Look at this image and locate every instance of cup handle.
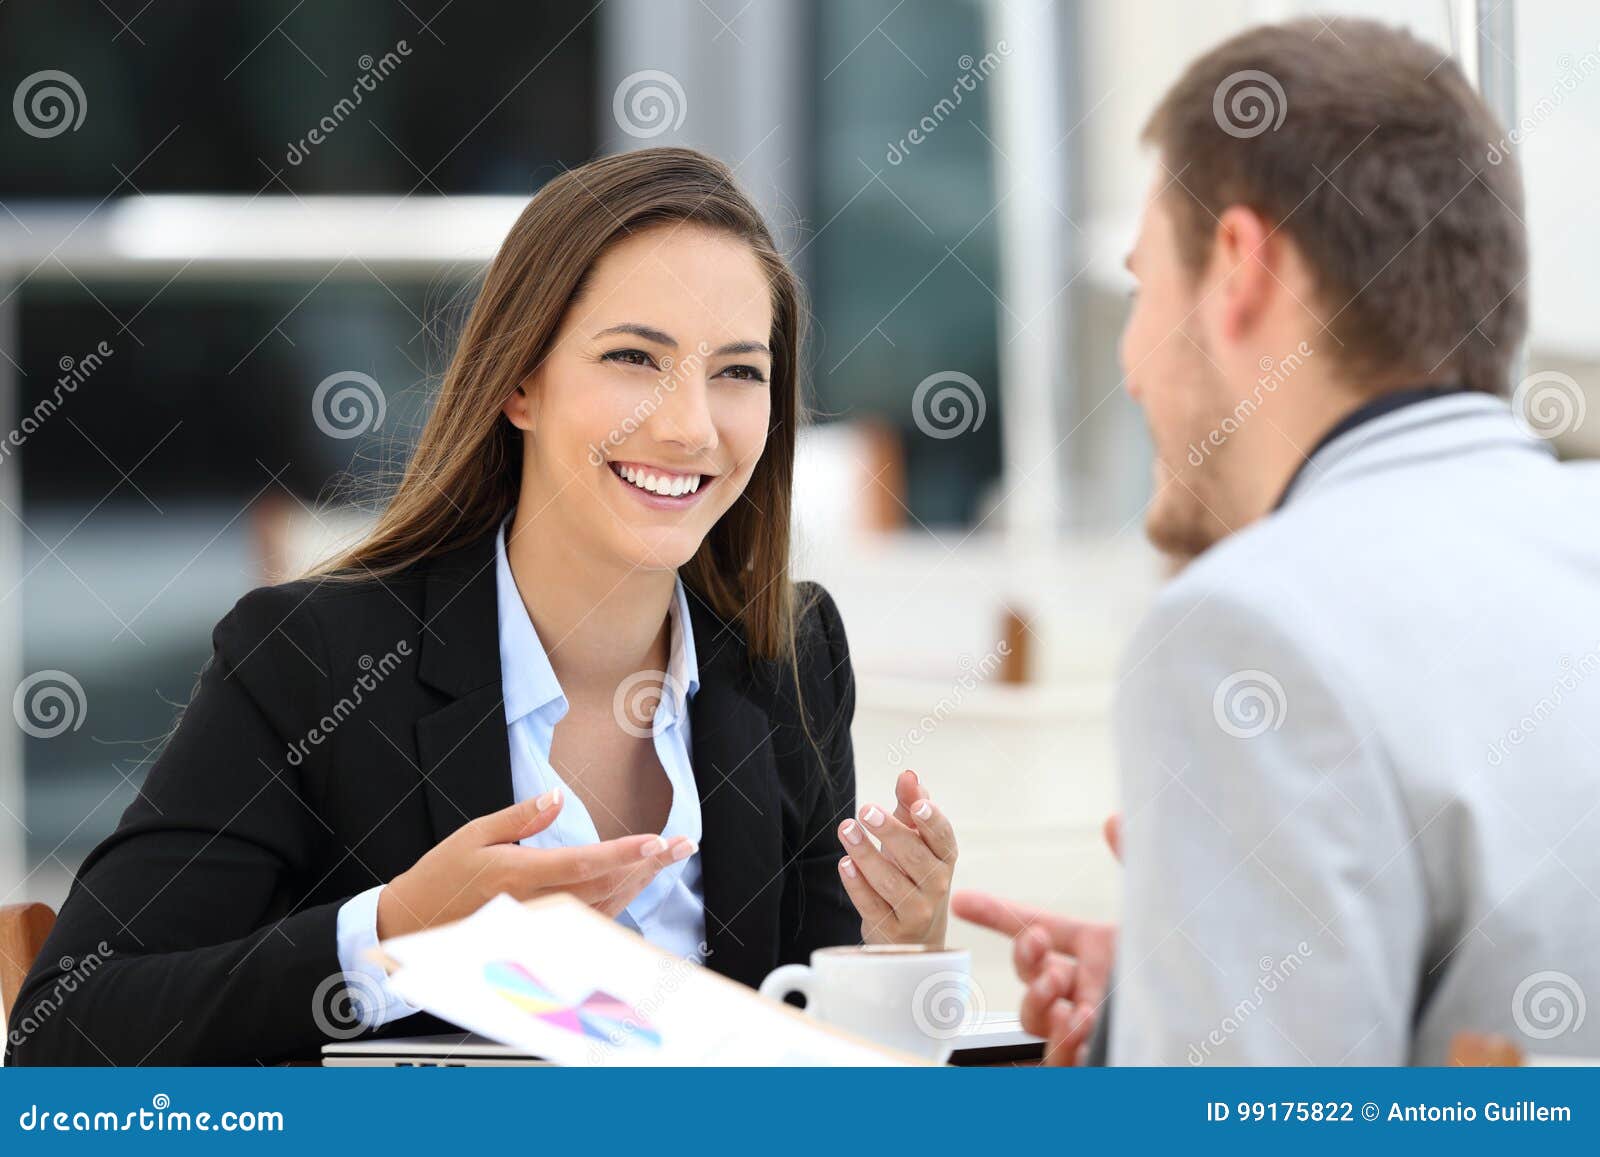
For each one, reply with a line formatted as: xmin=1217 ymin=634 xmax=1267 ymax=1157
xmin=758 ymin=963 xmax=815 ymax=1013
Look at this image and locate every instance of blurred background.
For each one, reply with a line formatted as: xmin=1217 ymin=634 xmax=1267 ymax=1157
xmin=1 ymin=0 xmax=1596 ymax=1001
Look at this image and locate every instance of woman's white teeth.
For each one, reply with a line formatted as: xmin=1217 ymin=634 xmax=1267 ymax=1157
xmin=617 ymin=464 xmax=702 ymax=497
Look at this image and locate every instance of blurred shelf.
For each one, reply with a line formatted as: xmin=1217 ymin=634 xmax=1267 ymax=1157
xmin=0 ymin=195 xmax=527 ymax=280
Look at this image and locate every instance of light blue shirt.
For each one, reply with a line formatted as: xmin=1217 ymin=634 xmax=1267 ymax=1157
xmin=334 ymin=519 xmax=707 ymax=1029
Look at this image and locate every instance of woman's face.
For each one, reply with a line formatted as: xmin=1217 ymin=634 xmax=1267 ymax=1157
xmin=505 ymin=223 xmax=776 ymax=573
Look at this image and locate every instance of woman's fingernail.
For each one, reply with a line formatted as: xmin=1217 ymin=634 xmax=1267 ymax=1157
xmin=671 ymin=839 xmax=697 ymax=862
xmin=840 ymin=820 xmax=864 ymax=846
xmin=840 ymin=857 xmax=858 ymax=879
xmin=536 ymin=788 xmax=562 ymax=811
xmin=912 ymin=799 xmax=934 ymax=820
xmin=641 ymin=836 xmax=668 ymax=857
xmin=862 ymin=805 xmax=886 ymax=828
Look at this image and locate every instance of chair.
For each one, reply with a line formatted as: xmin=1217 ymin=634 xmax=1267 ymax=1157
xmin=0 ymin=902 xmax=57 ymax=1025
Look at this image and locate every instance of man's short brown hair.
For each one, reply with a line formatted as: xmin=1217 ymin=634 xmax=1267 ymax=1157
xmin=1142 ymin=18 xmax=1526 ymax=395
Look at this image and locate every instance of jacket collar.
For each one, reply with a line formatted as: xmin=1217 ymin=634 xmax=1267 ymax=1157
xmin=1279 ymin=390 xmax=1556 ymax=509
xmin=682 ymin=591 xmax=783 ymax=988
xmin=1274 ymin=383 xmax=1468 ymax=509
xmin=417 ymin=527 xmax=502 ymax=699
xmin=414 ymin=527 xmax=516 ymax=846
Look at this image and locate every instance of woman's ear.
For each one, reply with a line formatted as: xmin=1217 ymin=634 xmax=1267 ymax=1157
xmin=502 ymin=375 xmax=537 ymax=432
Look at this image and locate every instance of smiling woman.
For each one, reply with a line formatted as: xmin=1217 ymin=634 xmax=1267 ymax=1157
xmin=316 ymin=149 xmax=804 ymax=660
xmin=4 ymin=146 xmax=959 ymax=1066
xmin=495 ymin=221 xmax=779 ymax=584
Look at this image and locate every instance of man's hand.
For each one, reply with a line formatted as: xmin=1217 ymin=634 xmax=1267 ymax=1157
xmin=950 ymin=814 xmax=1121 ymax=1065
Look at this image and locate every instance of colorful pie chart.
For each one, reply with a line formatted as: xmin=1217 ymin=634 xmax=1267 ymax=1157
xmin=484 ymin=960 xmax=662 ymax=1048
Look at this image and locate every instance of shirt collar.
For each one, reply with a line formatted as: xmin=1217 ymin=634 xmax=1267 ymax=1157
xmin=495 ymin=517 xmax=567 ymax=726
xmin=495 ymin=515 xmax=700 ymax=728
xmin=665 ymin=577 xmax=701 ymax=717
xmin=1274 ymin=383 xmax=1469 ymax=510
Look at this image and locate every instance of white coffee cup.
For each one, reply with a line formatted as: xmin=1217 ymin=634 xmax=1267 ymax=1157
xmin=758 ymin=944 xmax=978 ymax=1063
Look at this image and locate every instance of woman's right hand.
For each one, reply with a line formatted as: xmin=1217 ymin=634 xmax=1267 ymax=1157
xmin=375 ymin=788 xmax=694 ymax=939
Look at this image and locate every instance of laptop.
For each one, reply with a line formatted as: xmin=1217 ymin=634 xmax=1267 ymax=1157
xmin=322 ymin=1012 xmax=1044 ymax=1067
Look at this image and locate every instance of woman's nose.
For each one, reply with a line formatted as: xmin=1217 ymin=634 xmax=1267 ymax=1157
xmin=647 ymin=375 xmax=719 ymax=456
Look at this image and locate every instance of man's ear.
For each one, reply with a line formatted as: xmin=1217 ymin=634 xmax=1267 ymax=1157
xmin=1210 ymin=205 xmax=1275 ymax=342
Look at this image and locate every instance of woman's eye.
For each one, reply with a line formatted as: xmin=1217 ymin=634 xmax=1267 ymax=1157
xmin=602 ymin=348 xmax=655 ymax=369
xmin=717 ymin=364 xmax=768 ymax=383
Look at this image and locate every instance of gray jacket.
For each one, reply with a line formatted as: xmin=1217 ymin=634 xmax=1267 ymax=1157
xmin=1107 ymin=392 xmax=1599 ymax=1064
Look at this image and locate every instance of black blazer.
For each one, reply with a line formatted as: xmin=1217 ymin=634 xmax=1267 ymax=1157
xmin=6 ymin=529 xmax=860 ymax=1065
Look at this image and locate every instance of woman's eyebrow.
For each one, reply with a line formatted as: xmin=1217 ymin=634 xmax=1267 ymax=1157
xmin=592 ymin=324 xmax=770 ymax=360
xmin=592 ymin=322 xmax=676 ymax=346
xmin=712 ymin=340 xmax=771 ymax=358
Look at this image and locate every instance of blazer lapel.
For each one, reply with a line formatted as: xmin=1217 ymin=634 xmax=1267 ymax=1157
xmin=407 ymin=537 xmax=785 ymax=987
xmin=414 ymin=530 xmax=516 ymax=846
xmin=687 ymin=596 xmax=783 ymax=989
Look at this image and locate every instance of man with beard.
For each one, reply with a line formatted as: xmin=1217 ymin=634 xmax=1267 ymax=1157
xmin=955 ymin=18 xmax=1600 ymax=1065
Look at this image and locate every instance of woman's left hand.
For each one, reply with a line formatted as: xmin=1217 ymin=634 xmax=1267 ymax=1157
xmin=837 ymin=770 xmax=957 ymax=947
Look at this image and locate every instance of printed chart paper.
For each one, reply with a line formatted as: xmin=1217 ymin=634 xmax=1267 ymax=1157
xmin=373 ymin=893 xmax=913 ymax=1066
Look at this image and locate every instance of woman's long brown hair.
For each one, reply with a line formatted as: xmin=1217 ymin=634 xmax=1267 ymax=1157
xmin=308 ymin=147 xmax=807 ymax=662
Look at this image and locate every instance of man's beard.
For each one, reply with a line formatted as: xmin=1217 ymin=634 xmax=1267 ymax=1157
xmin=1140 ymin=341 xmax=1260 ymax=565
xmin=1144 ymin=455 xmax=1230 ymax=565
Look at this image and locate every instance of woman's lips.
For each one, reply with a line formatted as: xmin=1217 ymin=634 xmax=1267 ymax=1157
xmin=608 ymin=460 xmax=715 ymax=510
